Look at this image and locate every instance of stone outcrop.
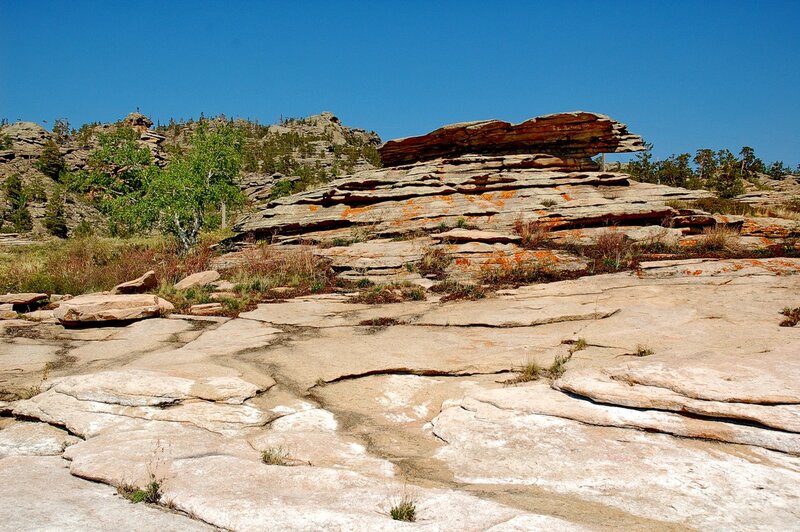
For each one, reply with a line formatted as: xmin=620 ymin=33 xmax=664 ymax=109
xmin=231 ymin=112 xmax=800 ymax=285
xmin=378 ymin=111 xmax=645 ymax=167
xmin=0 ymin=122 xmax=53 ymax=158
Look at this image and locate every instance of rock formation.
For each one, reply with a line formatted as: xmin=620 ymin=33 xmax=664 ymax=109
xmin=378 ymin=111 xmax=645 ymax=167
xmin=234 ymin=112 xmax=799 ymax=284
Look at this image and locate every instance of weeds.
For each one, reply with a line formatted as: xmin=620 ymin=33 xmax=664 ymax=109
xmin=118 ymin=474 xmax=162 ymax=504
xmin=0 ymin=235 xmax=217 ymax=295
xmin=261 ymin=447 xmax=290 ymax=466
xmin=780 ymin=307 xmax=800 ymax=327
xmin=695 ymin=226 xmax=742 ymax=254
xmin=634 ymin=344 xmax=654 ymax=357
xmin=389 ymin=497 xmax=417 ymax=522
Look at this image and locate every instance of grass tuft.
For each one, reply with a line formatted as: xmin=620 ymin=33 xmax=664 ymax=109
xmin=634 ymin=344 xmax=654 ymax=357
xmin=261 ymin=447 xmax=290 ymax=466
xmin=389 ymin=497 xmax=417 ymax=522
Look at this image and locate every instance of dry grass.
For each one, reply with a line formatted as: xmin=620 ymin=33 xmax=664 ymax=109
xmin=261 ymin=447 xmax=290 ymax=466
xmin=230 ymin=243 xmax=331 ymax=289
xmin=429 ymin=280 xmax=487 ymax=301
xmin=416 ymin=247 xmax=452 ymax=278
xmin=350 ymin=282 xmax=426 ymax=304
xmin=780 ymin=307 xmax=800 ymax=327
xmin=0 ymin=235 xmax=217 ymax=295
xmin=696 ymin=226 xmax=742 ymax=253
xmin=513 ymin=219 xmax=552 ymax=249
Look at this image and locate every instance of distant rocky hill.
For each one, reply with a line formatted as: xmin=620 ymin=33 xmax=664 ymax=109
xmin=0 ymin=111 xmax=381 ymax=237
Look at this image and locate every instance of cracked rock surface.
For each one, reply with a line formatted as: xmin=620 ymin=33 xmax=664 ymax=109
xmin=1 ymin=257 xmax=800 ymax=530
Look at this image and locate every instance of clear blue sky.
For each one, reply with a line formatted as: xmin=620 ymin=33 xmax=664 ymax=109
xmin=1 ymin=0 xmax=798 ymax=163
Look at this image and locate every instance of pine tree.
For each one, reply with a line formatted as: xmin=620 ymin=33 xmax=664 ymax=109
xmin=36 ymin=139 xmax=66 ymax=180
xmin=44 ymin=188 xmax=68 ymax=238
xmin=3 ymin=174 xmax=33 ymax=232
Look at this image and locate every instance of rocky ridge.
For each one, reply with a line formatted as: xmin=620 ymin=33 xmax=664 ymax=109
xmin=234 ymin=112 xmax=798 ymax=285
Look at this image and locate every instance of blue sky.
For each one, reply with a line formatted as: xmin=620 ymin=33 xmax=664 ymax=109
xmin=1 ymin=0 xmax=798 ymax=163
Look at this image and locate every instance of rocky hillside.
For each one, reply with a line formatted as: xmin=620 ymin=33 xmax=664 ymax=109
xmin=0 ymin=111 xmax=381 ymax=237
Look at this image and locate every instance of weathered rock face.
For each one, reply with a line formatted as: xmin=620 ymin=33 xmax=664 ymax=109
xmin=0 ymin=122 xmax=53 ymax=158
xmin=378 ymin=111 xmax=645 ymax=167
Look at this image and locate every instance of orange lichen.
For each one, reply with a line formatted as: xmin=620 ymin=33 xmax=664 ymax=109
xmin=561 ymin=193 xmax=573 ymax=201
xmin=308 ymin=205 xmax=320 ymax=213
xmin=341 ymin=205 xmax=375 ymax=219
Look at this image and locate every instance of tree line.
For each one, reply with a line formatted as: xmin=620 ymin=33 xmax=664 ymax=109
xmin=622 ymin=144 xmax=798 ymax=198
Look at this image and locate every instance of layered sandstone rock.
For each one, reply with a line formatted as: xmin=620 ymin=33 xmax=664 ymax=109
xmin=378 ymin=111 xmax=645 ymax=167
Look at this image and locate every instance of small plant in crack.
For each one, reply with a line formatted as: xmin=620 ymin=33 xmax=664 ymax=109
xmin=564 ymin=337 xmax=587 ymax=353
xmin=780 ymin=307 xmax=800 ymax=327
xmin=504 ymin=351 xmax=574 ymax=385
xmin=118 ymin=473 xmax=162 ymax=504
xmin=389 ymin=496 xmax=417 ymax=522
xmin=262 ymin=446 xmax=290 ymax=465
xmin=314 ymin=378 xmax=327 ymax=388
xmin=504 ymin=359 xmax=544 ymax=384
xmin=634 ymin=344 xmax=654 ymax=357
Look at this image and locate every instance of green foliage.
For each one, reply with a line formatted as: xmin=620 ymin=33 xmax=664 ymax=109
xmin=625 ymin=143 xmax=746 ymax=198
xmin=44 ymin=188 xmax=69 ymax=238
xmin=35 ymin=139 xmax=66 ymax=180
xmin=0 ymin=133 xmax=12 ymax=150
xmin=269 ymin=179 xmax=295 ymax=200
xmin=3 ymin=174 xmax=32 ymax=232
xmin=25 ymin=177 xmax=47 ymax=203
xmin=119 ymin=477 xmax=161 ymax=504
xmin=142 ymin=123 xmax=245 ymax=251
xmin=52 ymin=118 xmax=71 ymax=144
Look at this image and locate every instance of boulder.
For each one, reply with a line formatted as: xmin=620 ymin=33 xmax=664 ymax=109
xmin=112 ymin=270 xmax=158 ymax=294
xmin=175 ymin=270 xmax=221 ymax=290
xmin=378 ymin=111 xmax=645 ymax=167
xmin=0 ymin=293 xmax=48 ymax=305
xmin=52 ymin=293 xmax=173 ymax=325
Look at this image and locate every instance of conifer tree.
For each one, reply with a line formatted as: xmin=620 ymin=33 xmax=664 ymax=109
xmin=44 ymin=187 xmax=68 ymax=238
xmin=3 ymin=174 xmax=33 ymax=232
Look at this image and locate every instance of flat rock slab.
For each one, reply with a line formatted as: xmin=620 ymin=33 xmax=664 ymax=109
xmin=53 ymin=293 xmax=175 ymax=325
xmin=432 ymin=387 xmax=800 ymax=530
xmin=164 ymin=454 xmax=577 ymax=531
xmin=0 ymin=421 xmax=79 ymax=456
xmin=0 ymin=292 xmax=48 ymax=305
xmin=0 ymin=456 xmax=212 ymax=531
